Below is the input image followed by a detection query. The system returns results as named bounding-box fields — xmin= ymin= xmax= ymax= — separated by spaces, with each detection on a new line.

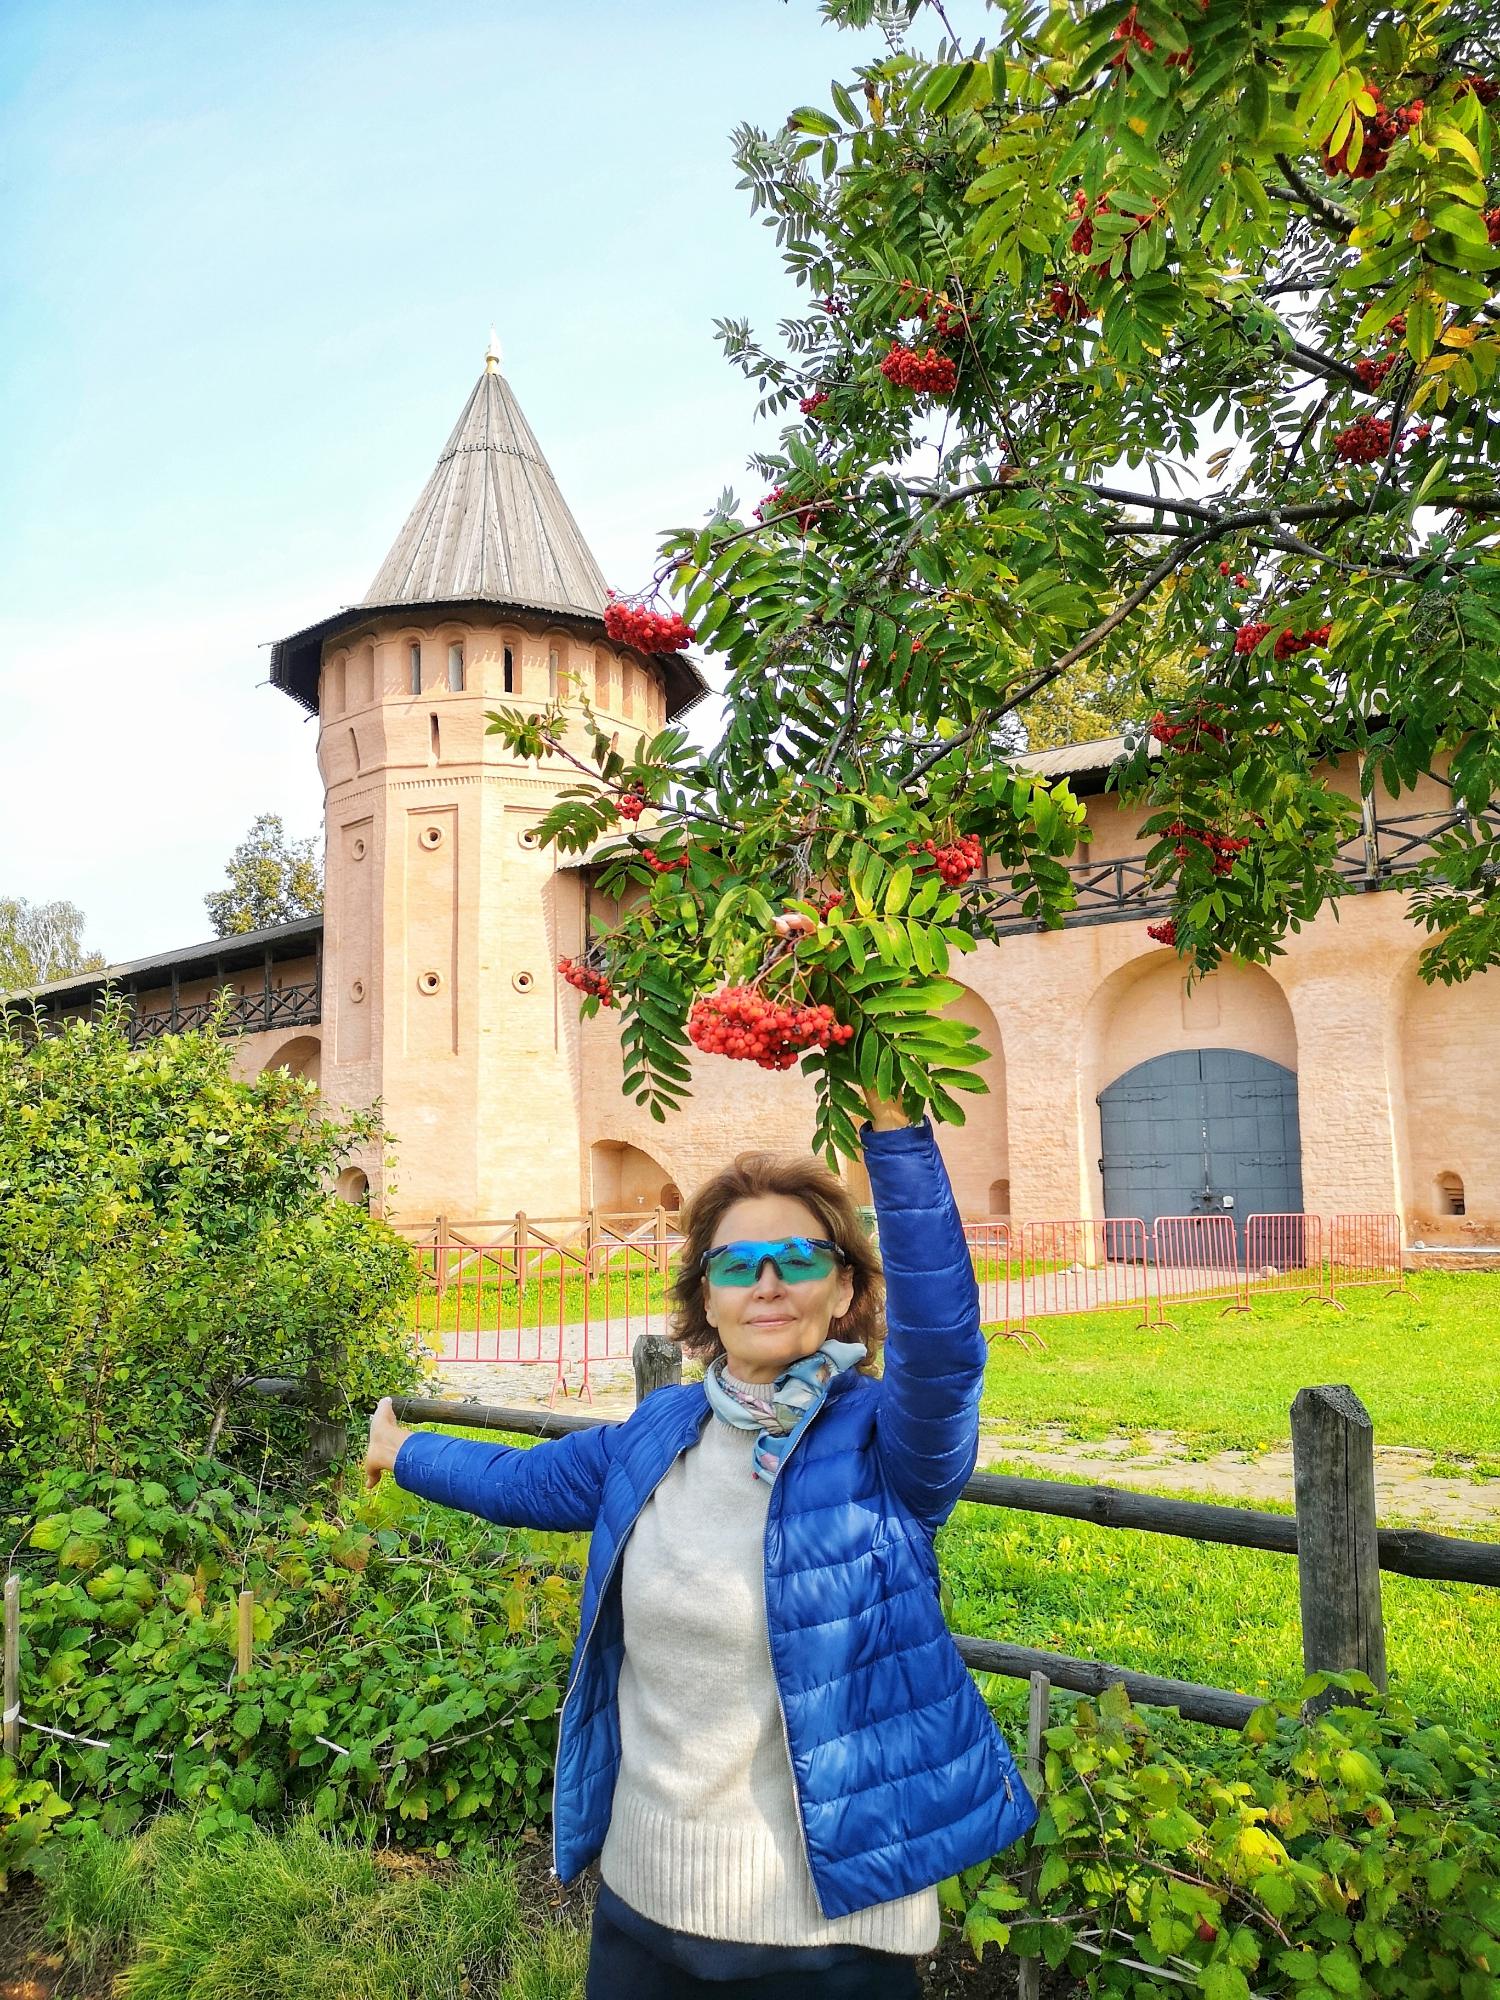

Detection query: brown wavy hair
xmin=670 ymin=1151 xmax=885 ymax=1376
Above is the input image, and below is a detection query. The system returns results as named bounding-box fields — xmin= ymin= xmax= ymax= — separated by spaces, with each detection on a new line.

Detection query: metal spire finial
xmin=485 ymin=327 xmax=503 ymax=374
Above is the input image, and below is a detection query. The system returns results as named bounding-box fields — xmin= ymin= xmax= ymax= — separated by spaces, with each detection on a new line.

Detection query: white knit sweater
xmin=597 ymin=1405 xmax=941 ymax=1954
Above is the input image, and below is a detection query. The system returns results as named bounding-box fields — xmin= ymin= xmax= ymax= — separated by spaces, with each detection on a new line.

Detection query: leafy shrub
xmin=944 ymin=1677 xmax=1500 ymax=1998
xmin=0 ymin=997 xmax=424 ymax=1483
xmin=2 ymin=1455 xmax=584 ymax=1886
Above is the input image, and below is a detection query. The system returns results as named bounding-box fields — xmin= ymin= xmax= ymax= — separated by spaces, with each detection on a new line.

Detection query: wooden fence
xmin=227 ymin=1346 xmax=1497 ymax=1737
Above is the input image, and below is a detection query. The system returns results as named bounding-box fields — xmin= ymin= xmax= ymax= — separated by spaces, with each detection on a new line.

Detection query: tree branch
xmin=1272 ymin=154 xmax=1355 ymax=237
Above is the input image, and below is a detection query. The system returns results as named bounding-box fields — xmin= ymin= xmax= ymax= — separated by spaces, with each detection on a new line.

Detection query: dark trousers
xmin=585 ymin=1888 xmax=923 ymax=1997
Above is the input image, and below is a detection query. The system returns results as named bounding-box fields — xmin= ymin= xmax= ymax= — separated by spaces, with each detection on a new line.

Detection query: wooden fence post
xmin=4 ymin=1571 xmax=19 ymax=1757
xmin=434 ymin=1213 xmax=450 ymax=1296
xmin=237 ymin=1587 xmax=255 ymax=1682
xmin=1291 ymin=1384 xmax=1387 ymax=1697
xmin=633 ymin=1335 xmax=681 ymax=1406
xmin=1017 ymin=1670 xmax=1050 ymax=2000
xmin=652 ymin=1205 xmax=669 ymax=1278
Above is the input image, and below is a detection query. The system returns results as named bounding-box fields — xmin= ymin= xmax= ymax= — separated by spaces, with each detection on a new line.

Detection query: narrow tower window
xmin=429 ymin=713 xmax=440 ymax=763
xmin=1437 ymin=1171 xmax=1466 ymax=1216
xmin=549 ymin=646 xmax=560 ymax=701
xmin=447 ymin=642 xmax=465 ymax=692
xmin=503 ymin=645 xmax=515 ymax=694
xmin=408 ymin=641 xmax=421 ymax=694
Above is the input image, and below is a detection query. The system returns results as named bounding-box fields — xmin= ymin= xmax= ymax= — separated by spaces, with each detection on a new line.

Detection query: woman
xmin=365 ymin=1088 xmax=1035 ymax=1997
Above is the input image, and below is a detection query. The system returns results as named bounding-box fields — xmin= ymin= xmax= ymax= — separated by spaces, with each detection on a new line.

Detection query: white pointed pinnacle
xmin=485 ymin=327 xmax=503 ymax=374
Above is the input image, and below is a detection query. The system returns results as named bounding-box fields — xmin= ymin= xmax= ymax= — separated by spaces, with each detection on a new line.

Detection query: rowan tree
xmin=491 ymin=0 xmax=1500 ymax=1161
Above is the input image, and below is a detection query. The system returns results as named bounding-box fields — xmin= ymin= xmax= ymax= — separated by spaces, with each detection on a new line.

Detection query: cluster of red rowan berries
xmin=756 ymin=486 xmax=825 ymax=534
xmin=1487 ymin=208 xmax=1500 ymax=247
xmin=1150 ymin=709 xmax=1227 ymax=749
xmin=1068 ymin=189 xmax=1154 ymax=280
xmin=896 ymin=278 xmax=970 ymax=338
xmin=616 ymin=781 xmax=649 ymax=822
xmin=603 ymin=595 xmax=696 ymax=653
xmin=908 ymin=833 xmax=984 ymax=885
xmin=688 ymin=986 xmax=855 ymax=1070
xmin=1322 ymin=88 xmax=1423 ymax=179
xmin=821 ymin=294 xmax=848 ymax=317
xmin=558 ymin=956 xmax=615 ymax=1007
xmin=800 ymin=391 xmax=829 ymax=415
xmin=1217 ymin=561 xmax=1253 ymax=583
xmin=1355 ymin=354 xmax=1396 ymax=392
xmin=816 ymin=890 xmax=844 ymax=917
xmin=1047 ymin=284 xmax=1094 ymax=322
xmin=1165 ymin=823 xmax=1250 ymax=875
xmin=1385 ymin=314 xmax=1406 ymax=341
xmin=1146 ymin=918 xmax=1178 ymax=946
xmin=881 ymin=342 xmax=959 ymax=395
xmin=1273 ymin=623 xmax=1332 ymax=661
xmin=1333 ymin=413 xmax=1392 ymax=463
xmin=1457 ymin=74 xmax=1499 ymax=103
xmin=641 ymin=847 xmax=688 ymax=873
xmin=1107 ymin=7 xmax=1192 ymax=69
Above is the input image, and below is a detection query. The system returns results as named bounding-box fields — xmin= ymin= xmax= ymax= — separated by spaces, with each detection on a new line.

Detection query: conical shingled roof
xmin=361 ymin=362 xmax=610 ymax=618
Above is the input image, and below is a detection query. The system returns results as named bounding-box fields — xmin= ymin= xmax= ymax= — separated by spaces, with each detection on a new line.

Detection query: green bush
xmin=0 ymin=996 xmax=424 ymax=1484
xmin=1 ymin=1454 xmax=584 ymax=1888
xmin=945 ymin=1677 xmax=1500 ymax=1998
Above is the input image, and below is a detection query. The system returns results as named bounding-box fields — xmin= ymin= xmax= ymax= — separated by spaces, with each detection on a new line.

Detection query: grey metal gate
xmin=1098 ymin=1048 xmax=1303 ymax=1256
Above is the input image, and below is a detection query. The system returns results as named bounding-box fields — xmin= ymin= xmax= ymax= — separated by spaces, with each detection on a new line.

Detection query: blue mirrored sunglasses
xmin=699 ymin=1235 xmax=848 ymax=1286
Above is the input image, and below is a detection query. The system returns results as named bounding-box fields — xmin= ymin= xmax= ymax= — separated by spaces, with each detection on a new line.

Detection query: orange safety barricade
xmin=964 ymin=1221 xmax=1012 ymax=1337
xmin=1244 ymin=1213 xmax=1329 ymax=1305
xmin=1011 ymin=1218 xmax=1151 ymax=1343
xmin=1150 ymin=1214 xmax=1246 ymax=1321
xmin=410 ymin=1242 xmax=570 ymax=1393
xmin=1328 ymin=1212 xmax=1406 ymax=1301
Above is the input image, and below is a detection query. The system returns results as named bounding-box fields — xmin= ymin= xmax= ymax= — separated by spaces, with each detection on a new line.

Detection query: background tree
xmin=204 ymin=812 xmax=323 ymax=936
xmin=492 ymin=0 xmax=1500 ymax=1161
xmin=0 ymin=896 xmax=106 ymax=993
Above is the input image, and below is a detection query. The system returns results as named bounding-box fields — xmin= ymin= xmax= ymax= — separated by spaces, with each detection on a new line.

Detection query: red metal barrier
xmin=1010 ymin=1218 xmax=1151 ymax=1342
xmin=964 ymin=1221 xmax=1011 ymax=1338
xmin=410 ymin=1242 xmax=569 ymax=1391
xmin=1328 ymin=1212 xmax=1406 ymax=1301
xmin=1150 ymin=1214 xmax=1246 ymax=1321
xmin=1244 ymin=1213 xmax=1329 ymax=1304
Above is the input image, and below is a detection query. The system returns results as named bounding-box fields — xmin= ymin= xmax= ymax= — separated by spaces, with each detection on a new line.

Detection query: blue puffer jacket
xmin=393 ymin=1117 xmax=1036 ymax=1919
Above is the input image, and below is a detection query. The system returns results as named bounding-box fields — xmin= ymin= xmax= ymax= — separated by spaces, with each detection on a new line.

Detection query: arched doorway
xmin=591 ymin=1139 xmax=676 ymax=1213
xmin=1099 ymin=1048 xmax=1302 ymax=1253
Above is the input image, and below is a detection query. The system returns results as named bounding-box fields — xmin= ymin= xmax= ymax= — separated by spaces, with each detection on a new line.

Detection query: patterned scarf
xmin=703 ymin=1339 xmax=868 ymax=1486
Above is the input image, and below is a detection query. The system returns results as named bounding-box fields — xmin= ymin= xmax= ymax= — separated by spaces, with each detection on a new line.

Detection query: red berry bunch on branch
xmin=642 ymin=847 xmax=689 ymax=873
xmin=1234 ymin=621 xmax=1272 ymax=654
xmin=1165 ymin=824 xmax=1251 ymax=875
xmin=1217 ymin=561 xmax=1254 ymax=583
xmin=1457 ymin=74 xmax=1499 ymax=104
xmin=908 ymin=833 xmax=984 ymax=885
xmin=895 ymin=278 xmax=971 ymax=339
xmin=558 ymin=956 xmax=615 ymax=1007
xmin=688 ymin=986 xmax=855 ymax=1070
xmin=1108 ymin=7 xmax=1154 ymax=66
xmin=815 ymin=890 xmax=844 ymax=917
xmin=1150 ymin=706 xmax=1227 ymax=749
xmin=1146 ymin=918 xmax=1177 ymax=946
xmin=881 ymin=343 xmax=959 ymax=395
xmin=603 ymin=593 xmax=696 ymax=653
xmin=1334 ymin=414 xmax=1403 ymax=462
xmin=1272 ymin=622 xmax=1332 ymax=661
xmin=756 ymin=486 xmax=827 ymax=534
xmin=616 ymin=781 xmax=649 ymax=823
xmin=1321 ymin=88 xmax=1423 ymax=179
xmin=1047 ymin=284 xmax=1094 ymax=322
xmin=1355 ymin=354 xmax=1396 ymax=392
xmin=799 ymin=390 xmax=829 ymax=415
xmin=1487 ymin=208 xmax=1500 ymax=247
xmin=1068 ymin=189 xmax=1154 ymax=280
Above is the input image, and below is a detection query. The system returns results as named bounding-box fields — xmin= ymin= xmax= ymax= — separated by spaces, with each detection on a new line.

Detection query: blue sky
xmin=0 ymin=0 xmax=894 ymax=961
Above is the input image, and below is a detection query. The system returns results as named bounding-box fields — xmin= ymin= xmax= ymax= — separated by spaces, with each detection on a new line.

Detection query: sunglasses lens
xmin=705 ymin=1238 xmax=839 ymax=1284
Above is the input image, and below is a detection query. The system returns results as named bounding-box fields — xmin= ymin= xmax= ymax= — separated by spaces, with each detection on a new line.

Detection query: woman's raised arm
xmin=861 ymin=1109 xmax=985 ymax=1534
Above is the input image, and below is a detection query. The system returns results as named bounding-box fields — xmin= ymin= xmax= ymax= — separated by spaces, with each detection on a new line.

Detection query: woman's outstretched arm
xmin=861 ymin=1096 xmax=985 ymax=1533
xmin=365 ymin=1396 xmax=612 ymax=1534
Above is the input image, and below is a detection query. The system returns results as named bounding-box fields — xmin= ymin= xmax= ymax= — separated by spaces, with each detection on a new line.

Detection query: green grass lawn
xmin=411 ymin=1264 xmax=671 ymax=1335
xmin=979 ymin=1269 xmax=1500 ymax=1463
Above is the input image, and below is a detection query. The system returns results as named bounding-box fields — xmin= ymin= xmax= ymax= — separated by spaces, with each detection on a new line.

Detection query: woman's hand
xmin=364 ymin=1396 xmax=414 ymax=1492
xmin=862 ymin=1086 xmax=910 ymax=1131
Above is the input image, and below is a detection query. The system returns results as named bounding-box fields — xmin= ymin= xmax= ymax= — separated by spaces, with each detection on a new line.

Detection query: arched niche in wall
xmin=1397 ymin=955 xmax=1499 ymax=1244
xmin=936 ymin=983 xmax=1008 ymax=1219
xmin=591 ymin=1138 xmax=677 ymax=1214
xmin=261 ymin=1034 xmax=321 ymax=1087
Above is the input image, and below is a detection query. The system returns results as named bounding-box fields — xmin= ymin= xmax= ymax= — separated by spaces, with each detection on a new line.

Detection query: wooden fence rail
xmin=241 ymin=1357 xmax=1497 ymax=1734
